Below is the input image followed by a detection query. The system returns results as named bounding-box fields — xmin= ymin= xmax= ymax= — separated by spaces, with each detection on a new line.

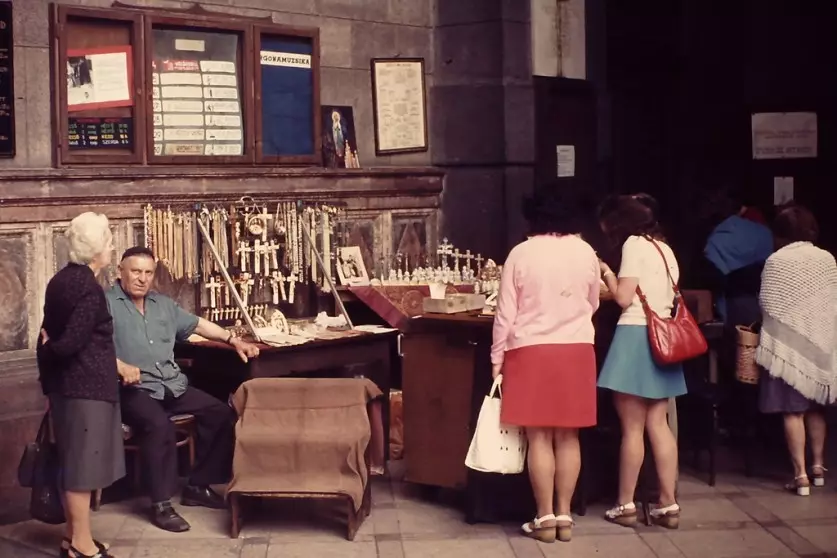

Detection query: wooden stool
xmin=92 ymin=413 xmax=196 ymax=511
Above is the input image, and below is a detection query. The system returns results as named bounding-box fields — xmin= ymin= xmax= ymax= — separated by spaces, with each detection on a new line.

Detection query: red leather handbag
xmin=637 ymin=238 xmax=708 ymax=365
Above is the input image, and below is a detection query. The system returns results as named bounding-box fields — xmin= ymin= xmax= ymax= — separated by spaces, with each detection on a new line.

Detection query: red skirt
xmin=500 ymin=343 xmax=597 ymax=428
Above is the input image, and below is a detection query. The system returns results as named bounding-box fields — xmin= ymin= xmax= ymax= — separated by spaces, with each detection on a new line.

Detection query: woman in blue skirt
xmin=596 ymin=194 xmax=686 ymax=529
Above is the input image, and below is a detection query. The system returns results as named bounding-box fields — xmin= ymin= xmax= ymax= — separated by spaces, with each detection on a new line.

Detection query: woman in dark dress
xmin=37 ymin=212 xmax=135 ymax=558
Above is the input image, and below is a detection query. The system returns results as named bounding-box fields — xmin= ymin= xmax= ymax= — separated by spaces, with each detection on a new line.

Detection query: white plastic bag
xmin=464 ymin=375 xmax=527 ymax=474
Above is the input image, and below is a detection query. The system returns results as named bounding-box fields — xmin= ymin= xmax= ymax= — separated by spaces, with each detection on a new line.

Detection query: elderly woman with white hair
xmin=37 ymin=212 xmax=131 ymax=558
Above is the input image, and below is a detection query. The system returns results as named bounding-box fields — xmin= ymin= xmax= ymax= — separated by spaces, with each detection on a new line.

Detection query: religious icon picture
xmin=321 ymin=105 xmax=360 ymax=169
xmin=336 ymin=246 xmax=370 ymax=286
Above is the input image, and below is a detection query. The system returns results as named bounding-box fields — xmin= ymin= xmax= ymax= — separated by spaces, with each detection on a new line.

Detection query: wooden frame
xmin=144 ymin=16 xmax=254 ymax=165
xmin=50 ymin=4 xmax=321 ymax=167
xmin=254 ymin=25 xmax=321 ymax=166
xmin=0 ymin=0 xmax=16 ymax=159
xmin=370 ymin=58 xmax=428 ymax=156
xmin=53 ymin=5 xmax=146 ymax=166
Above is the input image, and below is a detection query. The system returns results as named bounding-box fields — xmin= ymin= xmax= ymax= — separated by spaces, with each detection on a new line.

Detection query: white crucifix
xmin=239 ymin=273 xmax=255 ymax=307
xmin=475 ymin=253 xmax=484 ymax=275
xmin=239 ymin=241 xmax=252 ymax=272
xmin=205 ymin=276 xmax=222 ymax=308
xmin=287 ymin=272 xmax=298 ymax=304
xmin=437 ymin=237 xmax=453 ymax=269
xmin=270 ymin=271 xmax=284 ymax=304
xmin=260 ymin=207 xmax=273 ymax=242
xmin=453 ymin=249 xmax=462 ymax=272
xmin=268 ymin=240 xmax=280 ymax=271
xmin=253 ymin=239 xmax=263 ymax=275
xmin=463 ymin=250 xmax=474 ymax=271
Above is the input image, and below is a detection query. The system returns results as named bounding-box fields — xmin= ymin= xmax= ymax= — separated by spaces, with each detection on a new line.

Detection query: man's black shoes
xmin=181 ymin=485 xmax=226 ymax=509
xmin=150 ymin=502 xmax=191 ymax=532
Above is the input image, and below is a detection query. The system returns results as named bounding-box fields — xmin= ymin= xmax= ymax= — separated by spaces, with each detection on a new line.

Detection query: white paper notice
xmin=160 ymin=72 xmax=202 ymax=86
xmin=67 ymin=50 xmax=132 ymax=109
xmin=752 ymin=112 xmax=818 ymax=159
xmin=205 ymin=114 xmax=241 ymax=127
xmin=174 ymin=39 xmax=205 ymax=52
xmin=556 ymin=145 xmax=576 ymax=177
xmin=203 ymin=87 xmax=238 ymax=100
xmin=200 ymin=60 xmax=236 ymax=74
xmin=773 ymin=177 xmax=794 ymax=205
xmin=161 ymin=86 xmax=203 ymax=99
xmin=206 ymin=128 xmax=242 ymax=141
xmin=204 ymin=101 xmax=240 ymax=113
xmin=202 ymin=74 xmax=237 ymax=87
xmin=164 ymin=128 xmax=205 ymax=141
xmin=205 ymin=144 xmax=243 ymax=156
xmin=163 ymin=113 xmax=204 ymax=127
xmin=162 ymin=100 xmax=203 ymax=113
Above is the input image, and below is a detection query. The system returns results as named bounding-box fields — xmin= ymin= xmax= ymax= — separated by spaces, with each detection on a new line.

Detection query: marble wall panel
xmin=0 ymin=232 xmax=33 ymax=352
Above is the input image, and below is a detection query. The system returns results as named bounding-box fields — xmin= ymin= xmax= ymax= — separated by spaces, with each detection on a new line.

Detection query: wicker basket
xmin=735 ymin=324 xmax=760 ymax=384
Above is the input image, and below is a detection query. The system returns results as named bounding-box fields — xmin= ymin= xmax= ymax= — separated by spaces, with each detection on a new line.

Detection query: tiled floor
xmin=2 ymin=465 xmax=837 ymax=558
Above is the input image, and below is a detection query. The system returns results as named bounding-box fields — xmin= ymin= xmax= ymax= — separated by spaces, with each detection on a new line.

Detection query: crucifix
xmin=222 ymin=283 xmax=231 ymax=306
xmin=268 ymin=240 xmax=280 ymax=271
xmin=270 ymin=271 xmax=286 ymax=304
xmin=463 ymin=250 xmax=474 ymax=272
xmin=437 ymin=237 xmax=453 ymax=269
xmin=453 ymin=248 xmax=462 ymax=272
xmin=239 ymin=273 xmax=255 ymax=307
xmin=259 ymin=206 xmax=273 ymax=242
xmin=253 ymin=239 xmax=264 ymax=275
xmin=287 ymin=273 xmax=298 ymax=304
xmin=204 ymin=276 xmax=222 ymax=309
xmin=239 ymin=240 xmax=253 ymax=272
xmin=475 ymin=253 xmax=484 ymax=276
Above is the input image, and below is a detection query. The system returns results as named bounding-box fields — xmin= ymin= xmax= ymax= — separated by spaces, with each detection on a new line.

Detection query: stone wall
xmin=3 ymin=0 xmax=434 ymax=169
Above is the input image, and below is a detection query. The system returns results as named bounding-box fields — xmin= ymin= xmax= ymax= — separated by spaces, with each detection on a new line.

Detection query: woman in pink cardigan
xmin=491 ymin=190 xmax=600 ymax=543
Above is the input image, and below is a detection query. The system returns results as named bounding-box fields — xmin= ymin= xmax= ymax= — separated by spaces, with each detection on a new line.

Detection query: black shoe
xmin=181 ymin=485 xmax=226 ymax=509
xmin=150 ymin=502 xmax=191 ymax=532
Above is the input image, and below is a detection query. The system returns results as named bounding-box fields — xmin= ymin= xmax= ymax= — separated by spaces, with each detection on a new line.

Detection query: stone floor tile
xmin=539 ymin=534 xmax=656 ymax=558
xmin=132 ymin=538 xmax=242 ymax=557
xmin=666 ymin=527 xmax=798 ymax=558
xmin=639 ymin=532 xmax=687 ymax=557
xmin=507 ymin=536 xmax=545 ymax=558
xmin=377 ymin=539 xmax=406 ymax=558
xmin=0 ymin=538 xmax=52 ymax=557
xmin=790 ymin=524 xmax=837 ymax=553
xmin=266 ymin=540 xmax=378 ymax=558
xmin=240 ymin=540 xmax=269 ymax=558
xmin=403 ymin=538 xmax=516 ymax=558
xmin=677 ymin=496 xmax=754 ymax=528
xmin=764 ymin=525 xmax=823 ymax=556
xmin=751 ymin=494 xmax=837 ymax=523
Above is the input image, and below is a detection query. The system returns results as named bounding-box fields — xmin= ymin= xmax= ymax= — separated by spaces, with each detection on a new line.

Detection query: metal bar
xmin=300 ymin=218 xmax=354 ymax=329
xmin=196 ymin=216 xmax=261 ymax=342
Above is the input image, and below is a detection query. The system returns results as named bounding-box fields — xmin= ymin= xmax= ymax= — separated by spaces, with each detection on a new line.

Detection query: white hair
xmin=66 ymin=212 xmax=111 ymax=265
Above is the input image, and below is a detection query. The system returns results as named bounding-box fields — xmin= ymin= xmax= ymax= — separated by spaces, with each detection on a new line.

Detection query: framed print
xmin=67 ymin=45 xmax=134 ymax=112
xmin=336 ymin=246 xmax=369 ymax=286
xmin=321 ymin=105 xmax=359 ymax=168
xmin=370 ymin=58 xmax=428 ymax=155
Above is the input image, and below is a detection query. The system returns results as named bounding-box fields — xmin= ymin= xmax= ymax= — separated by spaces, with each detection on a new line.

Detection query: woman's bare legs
xmin=64 ymin=490 xmax=99 ymax=556
xmin=783 ymin=413 xmax=807 ymax=478
xmin=614 ymin=393 xmax=648 ymax=505
xmin=526 ymin=427 xmax=556 ymax=519
xmin=645 ymin=398 xmax=678 ymax=507
xmin=806 ymin=411 xmax=827 ymax=470
xmin=553 ymin=428 xmax=580 ymax=516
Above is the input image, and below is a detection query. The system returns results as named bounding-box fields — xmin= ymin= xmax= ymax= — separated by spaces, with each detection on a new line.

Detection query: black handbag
xmin=19 ymin=411 xmax=66 ymax=524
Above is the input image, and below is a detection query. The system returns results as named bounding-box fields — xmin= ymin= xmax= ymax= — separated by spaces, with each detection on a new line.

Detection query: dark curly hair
xmin=773 ymin=204 xmax=819 ymax=244
xmin=597 ymin=193 xmax=665 ymax=247
xmin=522 ymin=188 xmax=589 ymax=237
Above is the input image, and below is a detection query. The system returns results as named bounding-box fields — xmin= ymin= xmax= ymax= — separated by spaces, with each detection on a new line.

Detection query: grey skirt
xmin=49 ymin=395 xmax=126 ymax=492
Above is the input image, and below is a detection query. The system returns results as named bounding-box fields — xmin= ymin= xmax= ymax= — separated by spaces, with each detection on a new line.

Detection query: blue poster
xmin=260 ymin=36 xmax=314 ymax=157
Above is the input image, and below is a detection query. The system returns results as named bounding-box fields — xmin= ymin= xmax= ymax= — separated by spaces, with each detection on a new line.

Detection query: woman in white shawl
xmin=756 ymin=205 xmax=837 ymax=496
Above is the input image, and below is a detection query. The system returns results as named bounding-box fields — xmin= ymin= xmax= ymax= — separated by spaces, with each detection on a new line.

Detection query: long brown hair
xmin=598 ymin=193 xmax=665 ymax=248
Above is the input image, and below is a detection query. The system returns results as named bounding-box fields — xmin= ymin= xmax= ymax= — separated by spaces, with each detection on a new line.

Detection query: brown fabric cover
xmin=228 ymin=378 xmax=382 ymax=510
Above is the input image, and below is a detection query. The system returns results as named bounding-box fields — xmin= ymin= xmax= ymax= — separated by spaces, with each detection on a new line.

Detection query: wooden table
xmin=175 ymin=331 xmax=400 ymax=460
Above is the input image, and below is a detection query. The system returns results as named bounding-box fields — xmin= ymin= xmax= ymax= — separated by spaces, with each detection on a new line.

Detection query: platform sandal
xmin=604 ymin=502 xmax=638 ymax=527
xmin=555 ymin=514 xmax=574 ymax=542
xmin=60 ymin=538 xmax=110 ymax=558
xmin=521 ymin=514 xmax=557 ymax=543
xmin=649 ymin=503 xmax=680 ymax=529
xmin=812 ymin=465 xmax=827 ymax=487
xmin=785 ymin=474 xmax=811 ymax=496
xmin=67 ymin=544 xmax=114 ymax=558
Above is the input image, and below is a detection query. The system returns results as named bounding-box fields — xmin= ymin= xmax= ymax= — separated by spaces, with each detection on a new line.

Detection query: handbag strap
xmin=35 ymin=412 xmax=51 ymax=444
xmin=489 ymin=376 xmax=503 ymax=398
xmin=635 ymin=236 xmax=681 ymax=304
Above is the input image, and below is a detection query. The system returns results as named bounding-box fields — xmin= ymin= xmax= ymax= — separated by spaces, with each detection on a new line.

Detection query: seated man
xmin=107 ymin=247 xmax=260 ymax=532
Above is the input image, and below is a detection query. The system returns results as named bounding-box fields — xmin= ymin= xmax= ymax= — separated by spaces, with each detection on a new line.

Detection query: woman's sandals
xmin=812 ymin=465 xmax=827 ymax=487
xmin=785 ymin=475 xmax=811 ymax=496
xmin=605 ymin=502 xmax=680 ymax=529
xmin=521 ymin=514 xmax=574 ymax=543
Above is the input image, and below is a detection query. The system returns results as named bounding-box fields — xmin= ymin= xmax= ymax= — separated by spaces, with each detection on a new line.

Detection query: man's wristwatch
xmin=225 ymin=332 xmax=235 ymax=345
